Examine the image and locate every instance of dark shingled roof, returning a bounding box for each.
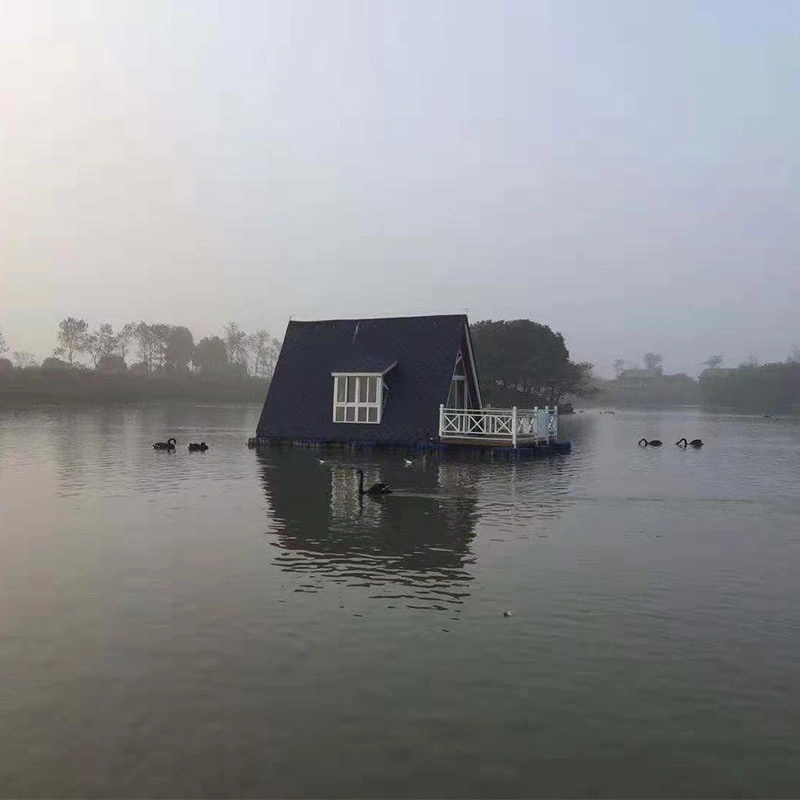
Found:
[256,314,470,445]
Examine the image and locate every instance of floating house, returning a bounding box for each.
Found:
[250,314,567,453]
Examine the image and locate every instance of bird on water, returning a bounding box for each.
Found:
[356,468,392,495]
[638,439,663,447]
[676,438,703,448]
[153,437,177,450]
[188,442,209,452]
[403,458,413,466]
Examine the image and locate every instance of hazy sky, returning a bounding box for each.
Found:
[1,0,798,375]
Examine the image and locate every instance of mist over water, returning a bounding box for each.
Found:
[1,403,799,797]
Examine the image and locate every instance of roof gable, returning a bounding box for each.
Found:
[257,315,470,444]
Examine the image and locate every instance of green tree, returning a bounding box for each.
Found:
[55,317,90,365]
[471,319,596,406]
[41,356,71,372]
[193,336,228,374]
[134,322,170,371]
[165,326,194,371]
[97,354,127,373]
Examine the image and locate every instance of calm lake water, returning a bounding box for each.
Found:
[1,403,799,798]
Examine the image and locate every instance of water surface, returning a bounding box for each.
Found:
[1,404,799,797]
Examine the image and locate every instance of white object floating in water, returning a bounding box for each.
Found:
[404,458,413,466]
[503,610,513,617]
[318,459,326,464]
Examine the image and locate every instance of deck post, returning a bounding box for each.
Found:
[512,406,518,448]
[439,404,445,438]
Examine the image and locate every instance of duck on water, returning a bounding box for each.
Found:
[638,439,663,447]
[153,437,177,451]
[356,468,392,495]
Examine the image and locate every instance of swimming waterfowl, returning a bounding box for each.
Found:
[154,437,177,450]
[638,439,663,447]
[356,468,391,495]
[188,442,209,452]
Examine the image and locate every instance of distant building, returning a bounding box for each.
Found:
[617,367,663,394]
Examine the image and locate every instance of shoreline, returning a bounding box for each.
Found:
[0,371,268,406]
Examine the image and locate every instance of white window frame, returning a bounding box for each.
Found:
[331,373,385,424]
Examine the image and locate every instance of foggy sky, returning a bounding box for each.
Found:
[1,0,798,376]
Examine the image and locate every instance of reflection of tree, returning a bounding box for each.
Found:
[258,452,479,610]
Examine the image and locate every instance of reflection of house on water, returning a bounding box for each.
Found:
[258,451,479,612]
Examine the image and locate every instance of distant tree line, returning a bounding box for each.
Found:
[470,319,596,406]
[605,350,800,411]
[0,319,281,379]
[700,355,800,413]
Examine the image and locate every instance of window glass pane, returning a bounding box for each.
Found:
[367,376,377,402]
[367,406,378,422]
[455,380,465,408]
[336,377,345,402]
[357,406,367,422]
[346,377,356,402]
[335,406,345,422]
[345,406,355,422]
[358,377,368,403]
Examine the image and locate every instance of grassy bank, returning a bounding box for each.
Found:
[0,370,269,405]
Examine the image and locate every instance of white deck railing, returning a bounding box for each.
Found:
[438,405,558,447]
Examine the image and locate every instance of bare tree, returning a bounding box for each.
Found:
[150,324,171,371]
[247,330,273,377]
[136,322,155,370]
[265,336,282,378]
[12,351,37,368]
[643,352,663,370]
[55,317,90,365]
[116,322,137,363]
[224,322,248,368]
[703,355,724,369]
[0,327,7,355]
[788,345,800,364]
[613,358,625,378]
[85,323,118,368]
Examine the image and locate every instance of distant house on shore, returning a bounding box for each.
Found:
[617,367,663,394]
[255,314,482,446]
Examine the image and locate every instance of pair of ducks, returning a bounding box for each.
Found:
[638,438,703,448]
[153,438,209,452]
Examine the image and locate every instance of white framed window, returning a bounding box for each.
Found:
[332,374,385,424]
